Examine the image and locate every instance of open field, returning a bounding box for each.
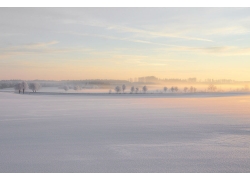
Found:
[0,90,250,172]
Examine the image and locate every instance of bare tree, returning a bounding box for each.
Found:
[208,84,217,92]
[115,86,121,93]
[21,81,28,94]
[142,86,148,93]
[170,86,175,93]
[29,82,41,92]
[14,83,22,94]
[29,83,36,92]
[189,86,194,93]
[135,87,139,94]
[189,86,197,93]
[174,86,178,92]
[193,87,197,93]
[130,86,135,93]
[164,87,168,93]
[122,84,126,93]
[184,87,188,93]
[74,85,81,91]
[63,85,69,91]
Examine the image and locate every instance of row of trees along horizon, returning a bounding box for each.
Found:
[10,81,249,94]
[14,81,41,94]
[110,85,197,94]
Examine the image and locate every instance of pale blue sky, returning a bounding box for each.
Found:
[1,8,250,80]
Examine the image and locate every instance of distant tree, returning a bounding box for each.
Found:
[193,87,197,93]
[74,85,81,91]
[21,81,28,94]
[189,86,194,93]
[174,86,178,92]
[208,84,217,92]
[170,86,175,93]
[115,86,121,93]
[29,83,35,92]
[164,87,168,93]
[122,84,126,93]
[14,82,22,94]
[184,87,188,93]
[63,85,69,91]
[29,82,41,92]
[135,87,139,94]
[130,86,135,93]
[142,86,148,93]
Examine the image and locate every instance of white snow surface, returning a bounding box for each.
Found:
[0,91,250,172]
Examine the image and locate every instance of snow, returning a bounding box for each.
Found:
[0,91,250,172]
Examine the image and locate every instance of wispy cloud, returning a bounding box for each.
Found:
[1,41,60,51]
[65,31,184,47]
[105,24,213,42]
[204,26,250,36]
[23,41,59,48]
[163,46,250,56]
[62,19,213,42]
[0,41,93,59]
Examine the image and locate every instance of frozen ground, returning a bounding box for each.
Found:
[0,91,250,172]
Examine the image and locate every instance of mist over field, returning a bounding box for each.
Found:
[1,90,250,173]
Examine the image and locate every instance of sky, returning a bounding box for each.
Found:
[1,7,250,81]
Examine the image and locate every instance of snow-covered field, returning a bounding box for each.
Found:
[0,91,250,172]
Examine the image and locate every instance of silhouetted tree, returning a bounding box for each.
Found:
[63,85,69,91]
[74,85,81,91]
[208,84,217,92]
[14,83,22,94]
[131,86,135,93]
[190,86,194,93]
[115,86,121,93]
[122,84,126,93]
[170,86,175,92]
[142,86,148,93]
[164,87,168,93]
[29,82,41,92]
[174,86,178,92]
[135,87,139,94]
[21,81,28,94]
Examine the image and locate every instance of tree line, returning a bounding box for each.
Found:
[14,81,41,94]
[110,85,199,94]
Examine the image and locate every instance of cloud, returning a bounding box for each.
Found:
[165,46,250,56]
[62,19,213,42]
[107,25,213,42]
[1,41,60,52]
[0,41,93,59]
[65,31,184,47]
[204,26,250,36]
[23,41,59,48]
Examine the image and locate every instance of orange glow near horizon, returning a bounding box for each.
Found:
[1,8,250,81]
